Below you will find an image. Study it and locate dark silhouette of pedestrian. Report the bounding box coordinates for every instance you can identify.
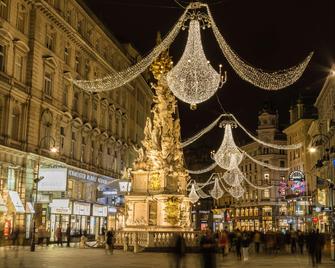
[11,227,20,247]
[55,225,63,246]
[307,230,317,266]
[200,229,216,268]
[254,230,261,254]
[66,224,71,247]
[173,233,186,268]
[106,228,114,255]
[315,229,324,264]
[235,229,242,260]
[297,230,304,254]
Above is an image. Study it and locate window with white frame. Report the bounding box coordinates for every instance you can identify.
[0,44,5,72]
[0,0,9,20]
[43,70,53,97]
[16,4,27,33]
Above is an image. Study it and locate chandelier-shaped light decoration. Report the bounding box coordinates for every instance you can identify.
[189,183,200,204]
[228,185,245,199]
[212,123,244,170]
[222,168,245,187]
[167,19,226,110]
[210,174,224,200]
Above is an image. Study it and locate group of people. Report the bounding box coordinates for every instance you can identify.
[172,228,328,268]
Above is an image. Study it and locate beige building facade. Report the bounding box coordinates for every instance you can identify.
[0,0,152,241]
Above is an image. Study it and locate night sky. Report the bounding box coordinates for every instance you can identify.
[83,0,335,148]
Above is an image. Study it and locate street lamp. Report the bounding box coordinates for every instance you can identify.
[30,136,58,252]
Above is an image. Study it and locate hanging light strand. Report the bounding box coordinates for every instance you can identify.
[72,7,190,92]
[242,150,289,171]
[230,114,302,150]
[204,5,313,90]
[243,175,273,190]
[181,114,224,147]
[186,162,218,174]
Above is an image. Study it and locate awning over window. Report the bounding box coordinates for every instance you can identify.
[8,191,25,213]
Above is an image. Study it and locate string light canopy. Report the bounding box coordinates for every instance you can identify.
[188,183,200,203]
[167,19,226,110]
[73,2,312,95]
[209,174,224,199]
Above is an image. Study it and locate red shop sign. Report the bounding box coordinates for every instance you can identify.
[312,217,318,224]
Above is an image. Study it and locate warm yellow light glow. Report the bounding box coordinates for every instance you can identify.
[50,147,58,153]
[308,147,317,153]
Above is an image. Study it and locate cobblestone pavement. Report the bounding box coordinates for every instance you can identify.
[0,246,334,268]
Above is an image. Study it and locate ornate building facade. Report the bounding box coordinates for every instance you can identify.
[0,0,152,240]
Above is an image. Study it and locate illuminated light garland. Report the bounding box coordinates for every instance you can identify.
[167,20,226,109]
[181,114,224,148]
[205,5,313,90]
[210,174,224,199]
[189,183,200,203]
[212,123,244,170]
[186,162,217,174]
[230,114,302,150]
[242,150,289,171]
[195,185,211,199]
[222,168,245,187]
[243,174,273,190]
[72,8,189,92]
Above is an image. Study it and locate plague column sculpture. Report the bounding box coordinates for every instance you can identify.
[125,35,191,231]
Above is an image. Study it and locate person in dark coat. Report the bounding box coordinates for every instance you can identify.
[297,230,304,254]
[235,229,242,260]
[173,234,186,268]
[55,225,63,246]
[105,228,114,255]
[200,229,216,268]
[307,230,317,266]
[66,224,71,247]
[11,227,20,247]
[315,229,324,264]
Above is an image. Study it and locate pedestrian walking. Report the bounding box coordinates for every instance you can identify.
[11,227,20,247]
[291,231,297,254]
[66,224,71,247]
[315,229,324,264]
[200,229,216,268]
[241,232,250,261]
[55,225,63,246]
[307,230,317,266]
[173,233,186,268]
[235,229,242,260]
[254,230,261,254]
[105,228,114,255]
[218,230,228,257]
[297,230,304,254]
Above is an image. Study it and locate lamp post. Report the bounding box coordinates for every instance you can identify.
[30,136,58,252]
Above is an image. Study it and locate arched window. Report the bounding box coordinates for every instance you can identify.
[11,105,21,140]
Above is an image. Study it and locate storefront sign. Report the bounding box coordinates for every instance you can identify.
[92,204,108,217]
[323,207,333,212]
[97,177,108,185]
[8,190,25,213]
[68,169,97,183]
[38,168,67,191]
[288,170,305,195]
[49,199,71,215]
[73,202,91,216]
[312,217,319,224]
